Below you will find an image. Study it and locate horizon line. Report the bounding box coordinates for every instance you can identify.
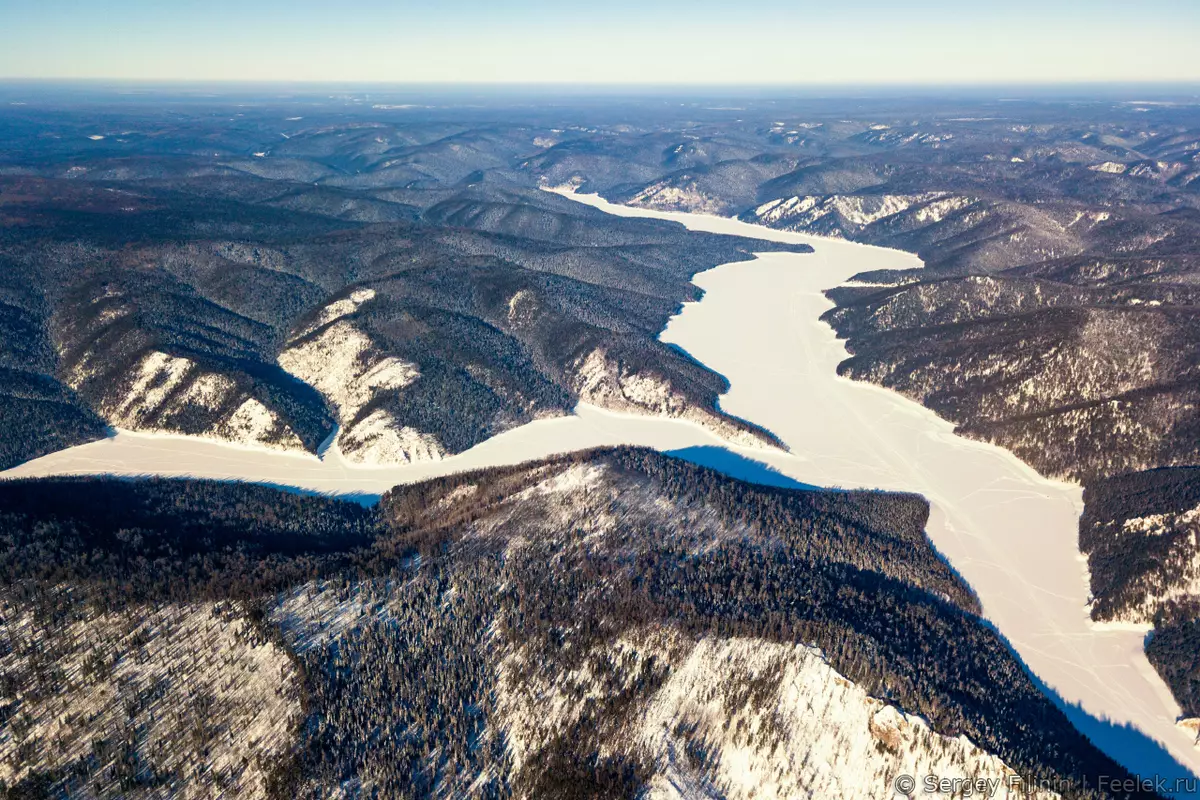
[3,77,1200,86]
[2,78,1200,100]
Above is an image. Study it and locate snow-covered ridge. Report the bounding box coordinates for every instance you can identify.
[750,193,976,237]
[279,293,446,466]
[639,636,1057,800]
[496,630,1056,800]
[296,286,378,337]
[629,180,729,215]
[570,347,770,450]
[88,349,305,452]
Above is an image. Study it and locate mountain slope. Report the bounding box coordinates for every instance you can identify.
[0,450,1153,798]
[0,171,802,467]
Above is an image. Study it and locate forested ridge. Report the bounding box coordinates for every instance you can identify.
[0,449,1156,798]
[1081,467,1200,718]
[0,168,803,469]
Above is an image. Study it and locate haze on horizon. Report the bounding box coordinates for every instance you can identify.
[2,0,1198,86]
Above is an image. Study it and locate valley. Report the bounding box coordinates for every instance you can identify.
[6,189,1198,791]
[2,88,1200,798]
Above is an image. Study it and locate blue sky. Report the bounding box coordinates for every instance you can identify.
[1,0,1198,84]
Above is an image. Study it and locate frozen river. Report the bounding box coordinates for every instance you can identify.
[4,190,1197,790]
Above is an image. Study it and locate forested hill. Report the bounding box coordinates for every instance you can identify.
[0,133,808,471]
[1080,467,1200,723]
[0,449,1155,798]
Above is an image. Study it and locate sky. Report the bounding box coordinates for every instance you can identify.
[1,0,1198,85]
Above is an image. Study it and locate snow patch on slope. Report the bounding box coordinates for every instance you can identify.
[1099,502,1200,625]
[104,350,304,451]
[571,348,769,450]
[494,630,1055,800]
[751,193,969,237]
[0,600,300,798]
[297,287,378,338]
[630,180,728,215]
[280,301,445,465]
[1124,503,1200,536]
[638,637,1057,800]
[281,321,419,421]
[338,407,445,466]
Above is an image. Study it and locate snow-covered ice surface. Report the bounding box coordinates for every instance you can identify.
[0,404,743,501]
[3,190,1198,790]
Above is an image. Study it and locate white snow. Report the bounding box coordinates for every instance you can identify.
[278,307,439,464]
[112,350,195,422]
[281,321,419,417]
[0,601,298,797]
[100,350,303,452]
[631,181,726,215]
[573,348,685,415]
[222,397,303,450]
[914,195,974,224]
[1104,503,1200,625]
[336,407,445,465]
[493,626,1053,798]
[1123,504,1200,536]
[4,191,1198,787]
[751,193,955,232]
[637,637,1055,800]
[293,288,378,337]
